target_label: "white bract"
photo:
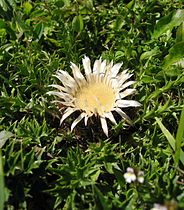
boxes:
[47,56,140,136]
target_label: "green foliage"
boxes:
[0,0,184,209]
[48,140,120,209]
[152,9,184,39]
[163,41,184,68]
[155,116,184,166]
[175,106,184,166]
[0,150,5,210]
[72,15,84,33]
[151,9,184,68]
[0,130,13,148]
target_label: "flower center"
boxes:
[75,81,116,115]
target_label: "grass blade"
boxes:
[155,117,175,150]
[175,106,184,166]
[0,150,5,210]
[155,117,184,165]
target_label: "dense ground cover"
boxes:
[0,0,184,209]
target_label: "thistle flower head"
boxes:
[47,56,140,136]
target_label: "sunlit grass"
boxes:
[175,105,184,166]
[0,0,184,209]
[0,150,5,210]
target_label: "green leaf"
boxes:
[23,2,32,15]
[125,189,138,210]
[140,75,154,84]
[90,169,100,182]
[0,130,13,148]
[34,22,44,41]
[127,0,135,10]
[140,48,160,61]
[0,0,8,11]
[15,15,29,37]
[0,19,6,28]
[115,51,124,60]
[155,117,184,165]
[175,106,184,166]
[72,15,84,33]
[155,117,175,150]
[113,168,125,188]
[176,22,184,42]
[152,9,184,39]
[163,41,184,68]
[163,65,182,77]
[0,150,5,210]
[0,0,15,12]
[5,0,15,8]
[93,185,111,210]
[63,190,76,210]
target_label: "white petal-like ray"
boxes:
[104,61,113,77]
[118,72,133,86]
[82,56,92,77]
[70,62,85,81]
[56,70,76,84]
[111,78,120,89]
[93,59,101,74]
[71,113,86,131]
[119,89,136,99]
[84,115,89,126]
[48,84,69,93]
[104,112,117,125]
[105,62,114,83]
[100,117,108,137]
[113,107,132,124]
[111,62,123,78]
[119,69,128,76]
[60,107,78,125]
[51,100,75,107]
[119,81,136,91]
[116,100,141,108]
[47,91,72,100]
[54,75,75,89]
[100,60,107,74]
